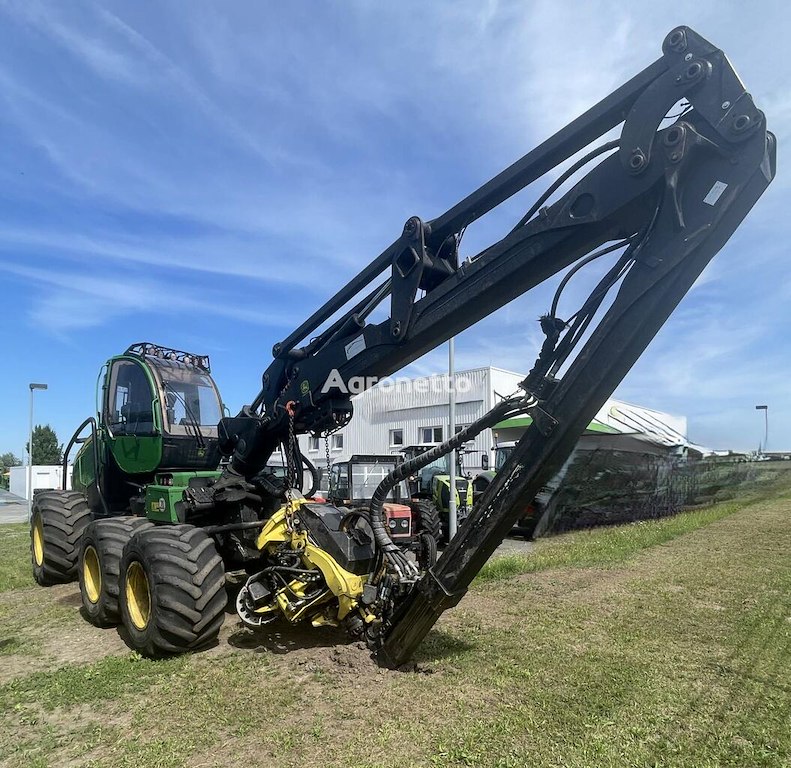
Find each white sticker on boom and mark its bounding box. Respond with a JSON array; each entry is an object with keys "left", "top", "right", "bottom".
[
  {"left": 345, "top": 335, "right": 366, "bottom": 360},
  {"left": 703, "top": 180, "right": 728, "bottom": 206}
]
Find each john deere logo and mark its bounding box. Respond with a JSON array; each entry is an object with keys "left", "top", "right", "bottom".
[
  {"left": 300, "top": 380, "right": 310, "bottom": 395},
  {"left": 150, "top": 498, "right": 166, "bottom": 513}
]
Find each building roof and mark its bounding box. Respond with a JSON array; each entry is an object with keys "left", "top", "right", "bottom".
[{"left": 494, "top": 415, "right": 620, "bottom": 434}]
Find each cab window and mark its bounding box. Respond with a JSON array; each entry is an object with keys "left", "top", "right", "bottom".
[
  {"left": 107, "top": 361, "right": 156, "bottom": 436},
  {"left": 330, "top": 464, "right": 349, "bottom": 497},
  {"left": 495, "top": 446, "right": 514, "bottom": 472},
  {"left": 160, "top": 370, "right": 221, "bottom": 431}
]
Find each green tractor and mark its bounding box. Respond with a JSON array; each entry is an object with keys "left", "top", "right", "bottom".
[
  {"left": 400, "top": 445, "right": 474, "bottom": 541},
  {"left": 31, "top": 344, "right": 244, "bottom": 653}
]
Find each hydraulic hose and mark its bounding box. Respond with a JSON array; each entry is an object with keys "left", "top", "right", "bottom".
[
  {"left": 510, "top": 139, "right": 620, "bottom": 233},
  {"left": 302, "top": 454, "right": 320, "bottom": 498}
]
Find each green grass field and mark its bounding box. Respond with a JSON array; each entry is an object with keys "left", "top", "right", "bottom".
[{"left": 0, "top": 474, "right": 789, "bottom": 768}]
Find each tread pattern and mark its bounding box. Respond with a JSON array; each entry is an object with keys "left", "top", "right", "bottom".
[
  {"left": 418, "top": 531, "right": 438, "bottom": 570},
  {"left": 80, "top": 517, "right": 153, "bottom": 626},
  {"left": 412, "top": 499, "right": 443, "bottom": 541},
  {"left": 120, "top": 524, "right": 226, "bottom": 657},
  {"left": 31, "top": 491, "right": 92, "bottom": 585}
]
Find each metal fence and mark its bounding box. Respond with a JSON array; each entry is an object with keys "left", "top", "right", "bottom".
[{"left": 536, "top": 454, "right": 791, "bottom": 535}]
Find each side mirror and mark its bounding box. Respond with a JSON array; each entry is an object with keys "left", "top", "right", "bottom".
[{"left": 481, "top": 454, "right": 489, "bottom": 470}]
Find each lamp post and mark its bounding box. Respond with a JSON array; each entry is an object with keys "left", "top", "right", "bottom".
[
  {"left": 448, "top": 338, "right": 457, "bottom": 540},
  {"left": 755, "top": 404, "right": 768, "bottom": 454},
  {"left": 28, "top": 383, "right": 48, "bottom": 520}
]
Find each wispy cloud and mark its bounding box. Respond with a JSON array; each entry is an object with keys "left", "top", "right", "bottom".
[
  {"left": 0, "top": 261, "right": 301, "bottom": 334},
  {"left": 2, "top": 0, "right": 147, "bottom": 85}
]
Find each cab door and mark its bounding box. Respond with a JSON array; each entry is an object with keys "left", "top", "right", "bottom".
[{"left": 104, "top": 358, "right": 162, "bottom": 474}]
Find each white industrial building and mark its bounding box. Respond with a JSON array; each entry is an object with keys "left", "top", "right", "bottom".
[{"left": 298, "top": 366, "right": 688, "bottom": 475}]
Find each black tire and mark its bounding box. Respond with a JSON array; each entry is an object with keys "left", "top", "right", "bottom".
[
  {"left": 119, "top": 525, "right": 226, "bottom": 657},
  {"left": 31, "top": 491, "right": 92, "bottom": 585},
  {"left": 79, "top": 517, "right": 154, "bottom": 627},
  {"left": 412, "top": 499, "right": 442, "bottom": 541},
  {"left": 417, "top": 531, "right": 438, "bottom": 570}
]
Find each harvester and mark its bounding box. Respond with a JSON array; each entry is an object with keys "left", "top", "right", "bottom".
[{"left": 30, "top": 27, "right": 774, "bottom": 667}]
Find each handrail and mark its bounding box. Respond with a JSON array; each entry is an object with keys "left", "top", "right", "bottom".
[{"left": 61, "top": 416, "right": 109, "bottom": 516}]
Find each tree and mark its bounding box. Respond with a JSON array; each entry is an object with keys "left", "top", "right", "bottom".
[
  {"left": 31, "top": 425, "right": 62, "bottom": 465},
  {"left": 0, "top": 452, "right": 21, "bottom": 490},
  {"left": 0, "top": 452, "right": 21, "bottom": 469}
]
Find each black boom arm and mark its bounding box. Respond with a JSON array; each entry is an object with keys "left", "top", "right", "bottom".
[
  {"left": 380, "top": 96, "right": 774, "bottom": 667},
  {"left": 218, "top": 25, "right": 774, "bottom": 522}
]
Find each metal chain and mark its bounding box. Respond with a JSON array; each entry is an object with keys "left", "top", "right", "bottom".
[
  {"left": 324, "top": 433, "right": 334, "bottom": 496},
  {"left": 285, "top": 403, "right": 298, "bottom": 489}
]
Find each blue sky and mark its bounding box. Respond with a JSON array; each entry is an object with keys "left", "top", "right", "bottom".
[{"left": 1, "top": 0, "right": 789, "bottom": 458}]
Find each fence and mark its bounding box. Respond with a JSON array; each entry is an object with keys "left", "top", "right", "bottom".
[{"left": 537, "top": 453, "right": 791, "bottom": 536}]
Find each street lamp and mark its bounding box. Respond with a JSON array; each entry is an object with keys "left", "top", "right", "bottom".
[
  {"left": 755, "top": 404, "right": 768, "bottom": 454},
  {"left": 448, "top": 338, "right": 457, "bottom": 540},
  {"left": 28, "top": 383, "right": 48, "bottom": 520}
]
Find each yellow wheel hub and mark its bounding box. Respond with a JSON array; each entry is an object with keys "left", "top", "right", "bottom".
[
  {"left": 125, "top": 561, "right": 151, "bottom": 630},
  {"left": 32, "top": 515, "right": 44, "bottom": 567},
  {"left": 83, "top": 545, "right": 102, "bottom": 604}
]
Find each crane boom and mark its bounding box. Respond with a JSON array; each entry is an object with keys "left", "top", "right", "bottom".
[
  {"left": 218, "top": 26, "right": 773, "bottom": 484},
  {"left": 214, "top": 26, "right": 774, "bottom": 664}
]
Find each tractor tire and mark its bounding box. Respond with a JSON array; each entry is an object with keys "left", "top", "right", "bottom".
[
  {"left": 31, "top": 491, "right": 92, "bottom": 586},
  {"left": 412, "top": 499, "right": 443, "bottom": 541},
  {"left": 417, "top": 531, "right": 438, "bottom": 570},
  {"left": 119, "top": 524, "right": 226, "bottom": 658},
  {"left": 79, "top": 517, "right": 154, "bottom": 628}
]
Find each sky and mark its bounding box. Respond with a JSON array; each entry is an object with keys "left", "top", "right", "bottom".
[{"left": 1, "top": 0, "right": 789, "bottom": 459}]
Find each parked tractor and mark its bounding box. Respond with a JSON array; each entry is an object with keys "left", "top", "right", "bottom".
[
  {"left": 473, "top": 442, "right": 541, "bottom": 534},
  {"left": 325, "top": 454, "right": 439, "bottom": 568}
]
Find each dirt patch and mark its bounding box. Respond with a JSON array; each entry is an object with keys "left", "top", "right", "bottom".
[
  {"left": 42, "top": 619, "right": 129, "bottom": 666},
  {"left": 291, "top": 639, "right": 434, "bottom": 677},
  {"left": 223, "top": 620, "right": 402, "bottom": 676},
  {"left": 291, "top": 641, "right": 379, "bottom": 674},
  {"left": 0, "top": 626, "right": 129, "bottom": 685},
  {"left": 222, "top": 616, "right": 348, "bottom": 653},
  {"left": 2, "top": 578, "right": 430, "bottom": 687},
  {"left": 24, "top": 700, "right": 132, "bottom": 732},
  {"left": 55, "top": 590, "right": 83, "bottom": 608}
]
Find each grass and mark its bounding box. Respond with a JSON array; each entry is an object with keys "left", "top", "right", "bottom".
[
  {"left": 0, "top": 474, "right": 789, "bottom": 767},
  {"left": 477, "top": 467, "right": 791, "bottom": 583},
  {"left": 0, "top": 523, "right": 33, "bottom": 593},
  {"left": 0, "top": 653, "right": 187, "bottom": 712},
  {"left": 476, "top": 499, "right": 745, "bottom": 583}
]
